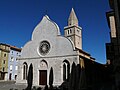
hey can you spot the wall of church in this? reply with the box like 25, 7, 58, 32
17, 55, 79, 86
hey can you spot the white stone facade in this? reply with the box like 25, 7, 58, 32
16, 15, 80, 86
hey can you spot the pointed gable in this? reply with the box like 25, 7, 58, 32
21, 15, 77, 58
32, 15, 61, 41
68, 8, 78, 26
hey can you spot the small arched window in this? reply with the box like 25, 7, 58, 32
70, 29, 72, 33
68, 30, 70, 34
63, 60, 70, 81
23, 62, 28, 80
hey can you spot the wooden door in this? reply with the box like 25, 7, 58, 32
39, 70, 47, 85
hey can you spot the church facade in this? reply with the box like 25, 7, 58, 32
16, 8, 94, 86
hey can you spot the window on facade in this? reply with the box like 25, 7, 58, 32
70, 29, 72, 33
23, 62, 28, 80
3, 60, 5, 64
3, 67, 5, 72
9, 73, 12, 80
77, 29, 79, 33
11, 57, 14, 61
10, 65, 13, 71
63, 63, 66, 81
4, 54, 6, 57
68, 30, 70, 34
15, 75, 17, 80
63, 60, 70, 81
15, 66, 18, 70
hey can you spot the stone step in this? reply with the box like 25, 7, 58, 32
0, 80, 16, 84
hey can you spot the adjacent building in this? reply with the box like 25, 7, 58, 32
7, 46, 21, 81
0, 43, 21, 81
106, 0, 120, 89
0, 43, 10, 80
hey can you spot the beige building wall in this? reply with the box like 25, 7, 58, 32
0, 44, 10, 80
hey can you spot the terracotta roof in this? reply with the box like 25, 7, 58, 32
10, 46, 21, 52
0, 43, 21, 52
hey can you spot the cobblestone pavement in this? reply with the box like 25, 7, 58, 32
0, 81, 27, 90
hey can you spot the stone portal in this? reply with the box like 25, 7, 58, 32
39, 70, 47, 85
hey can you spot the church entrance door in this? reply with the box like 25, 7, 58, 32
39, 70, 47, 85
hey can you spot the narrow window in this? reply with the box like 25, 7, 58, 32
63, 60, 70, 81
10, 65, 13, 71
77, 29, 79, 33
3, 60, 5, 64
23, 62, 28, 80
63, 63, 66, 81
3, 67, 5, 72
15, 75, 17, 80
11, 57, 14, 61
4, 54, 6, 57
15, 66, 18, 70
12, 51, 13, 54
70, 29, 72, 33
9, 73, 12, 80
68, 30, 70, 34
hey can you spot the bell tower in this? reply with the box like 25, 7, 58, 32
64, 8, 82, 49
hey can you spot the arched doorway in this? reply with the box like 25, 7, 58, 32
39, 60, 48, 85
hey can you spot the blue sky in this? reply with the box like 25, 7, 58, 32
0, 0, 111, 64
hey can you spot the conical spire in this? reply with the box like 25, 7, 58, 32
68, 8, 78, 26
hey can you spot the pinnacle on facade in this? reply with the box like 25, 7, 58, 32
68, 8, 78, 26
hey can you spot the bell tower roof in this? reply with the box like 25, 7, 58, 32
68, 8, 78, 26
